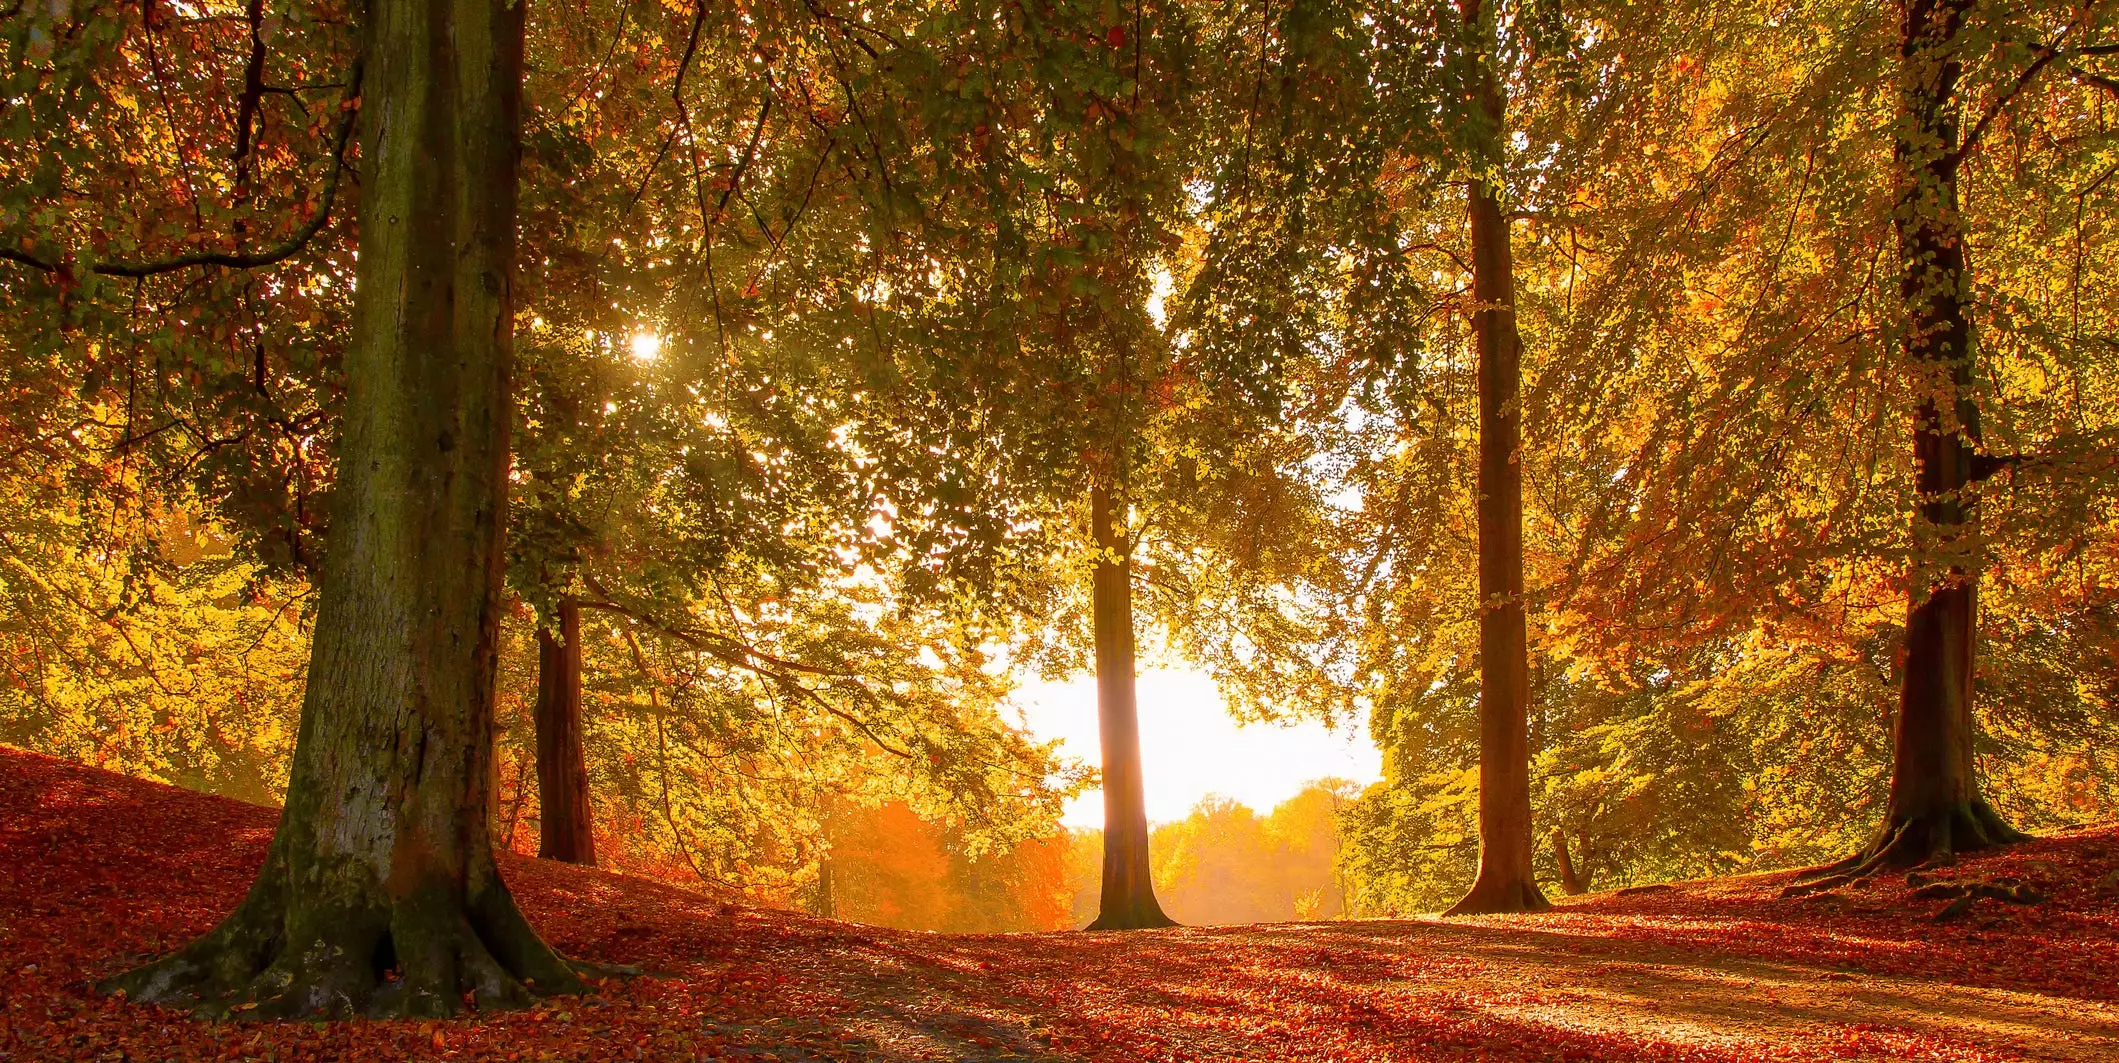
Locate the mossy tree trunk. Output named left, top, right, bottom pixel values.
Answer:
left=1444, top=0, right=1549, bottom=918
left=536, top=600, right=596, bottom=865
left=1862, top=0, right=2024, bottom=869
left=1085, top=477, right=1175, bottom=930
left=103, top=0, right=583, bottom=1018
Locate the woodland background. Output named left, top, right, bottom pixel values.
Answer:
left=4, top=0, right=2119, bottom=933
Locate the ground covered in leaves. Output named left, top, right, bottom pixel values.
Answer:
left=3, top=748, right=2116, bottom=1062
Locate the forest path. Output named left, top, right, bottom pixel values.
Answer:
left=725, top=900, right=2118, bottom=1063
left=4, top=745, right=2116, bottom=1062
left=1374, top=920, right=2115, bottom=1061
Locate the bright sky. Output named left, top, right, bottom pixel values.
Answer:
left=1010, top=668, right=1383, bottom=828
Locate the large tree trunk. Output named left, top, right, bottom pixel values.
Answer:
left=102, top=0, right=582, bottom=1018
left=536, top=601, right=596, bottom=864
left=1860, top=0, right=2023, bottom=869
left=1444, top=0, right=1549, bottom=918
left=1085, top=478, right=1176, bottom=930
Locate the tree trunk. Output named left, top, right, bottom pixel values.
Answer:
left=814, top=854, right=838, bottom=919
left=1551, top=828, right=1586, bottom=896
left=1444, top=0, right=1549, bottom=918
left=102, top=0, right=582, bottom=1018
left=1860, top=0, right=2023, bottom=869
left=536, top=601, right=596, bottom=864
left=1085, top=478, right=1176, bottom=930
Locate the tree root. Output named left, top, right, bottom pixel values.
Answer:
left=1085, top=897, right=1178, bottom=931
left=1912, top=872, right=2045, bottom=921
left=102, top=854, right=587, bottom=1019
left=1781, top=800, right=2029, bottom=900
left=569, top=958, right=645, bottom=980
left=1443, top=875, right=1551, bottom=917
left=1615, top=884, right=1673, bottom=897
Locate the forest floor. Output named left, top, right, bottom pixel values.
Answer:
left=3, top=747, right=2116, bottom=1063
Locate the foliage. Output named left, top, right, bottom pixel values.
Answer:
left=488, top=572, right=1084, bottom=909
left=0, top=508, right=307, bottom=805
left=1146, top=782, right=1357, bottom=924
left=0, top=434, right=307, bottom=804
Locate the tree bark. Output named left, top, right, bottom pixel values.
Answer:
left=1551, top=828, right=1586, bottom=896
left=102, top=0, right=583, bottom=1017
left=1444, top=0, right=1549, bottom=918
left=536, top=601, right=596, bottom=865
left=1858, top=0, right=2024, bottom=869
left=1085, top=478, right=1176, bottom=930
left=814, top=852, right=838, bottom=919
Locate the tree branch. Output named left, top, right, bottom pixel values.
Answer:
left=230, top=0, right=269, bottom=194
left=2070, top=64, right=2119, bottom=99
left=1953, top=47, right=2061, bottom=164
left=574, top=578, right=917, bottom=759
left=1, top=59, right=363, bottom=280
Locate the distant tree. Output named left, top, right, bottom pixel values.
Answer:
left=1264, top=780, right=1358, bottom=919
left=1147, top=782, right=1358, bottom=925
left=1088, top=474, right=1178, bottom=930
left=534, top=601, right=595, bottom=864
left=1153, top=797, right=1281, bottom=924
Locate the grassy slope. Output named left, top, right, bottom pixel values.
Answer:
left=2, top=746, right=2115, bottom=1063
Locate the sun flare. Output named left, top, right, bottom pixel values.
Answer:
left=628, top=331, right=663, bottom=363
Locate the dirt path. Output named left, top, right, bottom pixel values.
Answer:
left=750, top=916, right=2118, bottom=1062
left=1416, top=924, right=2118, bottom=1061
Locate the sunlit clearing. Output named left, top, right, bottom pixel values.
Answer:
left=629, top=331, right=663, bottom=362
left=1011, top=668, right=1380, bottom=828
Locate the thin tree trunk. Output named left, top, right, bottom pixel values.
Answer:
left=1444, top=0, right=1549, bottom=918
left=501, top=748, right=529, bottom=852
left=536, top=600, right=596, bottom=864
left=104, top=0, right=582, bottom=1017
left=1861, top=0, right=2023, bottom=869
left=1551, top=828, right=1585, bottom=896
left=814, top=814, right=838, bottom=919
left=1086, top=478, right=1175, bottom=930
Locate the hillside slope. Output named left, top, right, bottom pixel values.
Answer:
left=2, top=747, right=2115, bottom=1062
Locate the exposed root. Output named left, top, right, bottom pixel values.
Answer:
left=1792, top=851, right=1866, bottom=883
left=1780, top=800, right=2029, bottom=900
left=1085, top=900, right=1179, bottom=931
left=1781, top=873, right=1861, bottom=899
left=569, top=958, right=646, bottom=980
left=102, top=861, right=587, bottom=1019
left=1911, top=872, right=2045, bottom=921
left=1443, top=875, right=1551, bottom=917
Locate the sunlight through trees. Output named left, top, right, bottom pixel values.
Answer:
left=1, top=0, right=2116, bottom=1045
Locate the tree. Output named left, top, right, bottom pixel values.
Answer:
left=1146, top=783, right=1355, bottom=924
left=1443, top=0, right=1549, bottom=917
left=1086, top=477, right=1176, bottom=929
left=102, top=0, right=586, bottom=1017
left=1826, top=0, right=2026, bottom=871
left=535, top=601, right=596, bottom=864
left=1485, top=0, right=2119, bottom=883
left=783, top=0, right=1207, bottom=931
